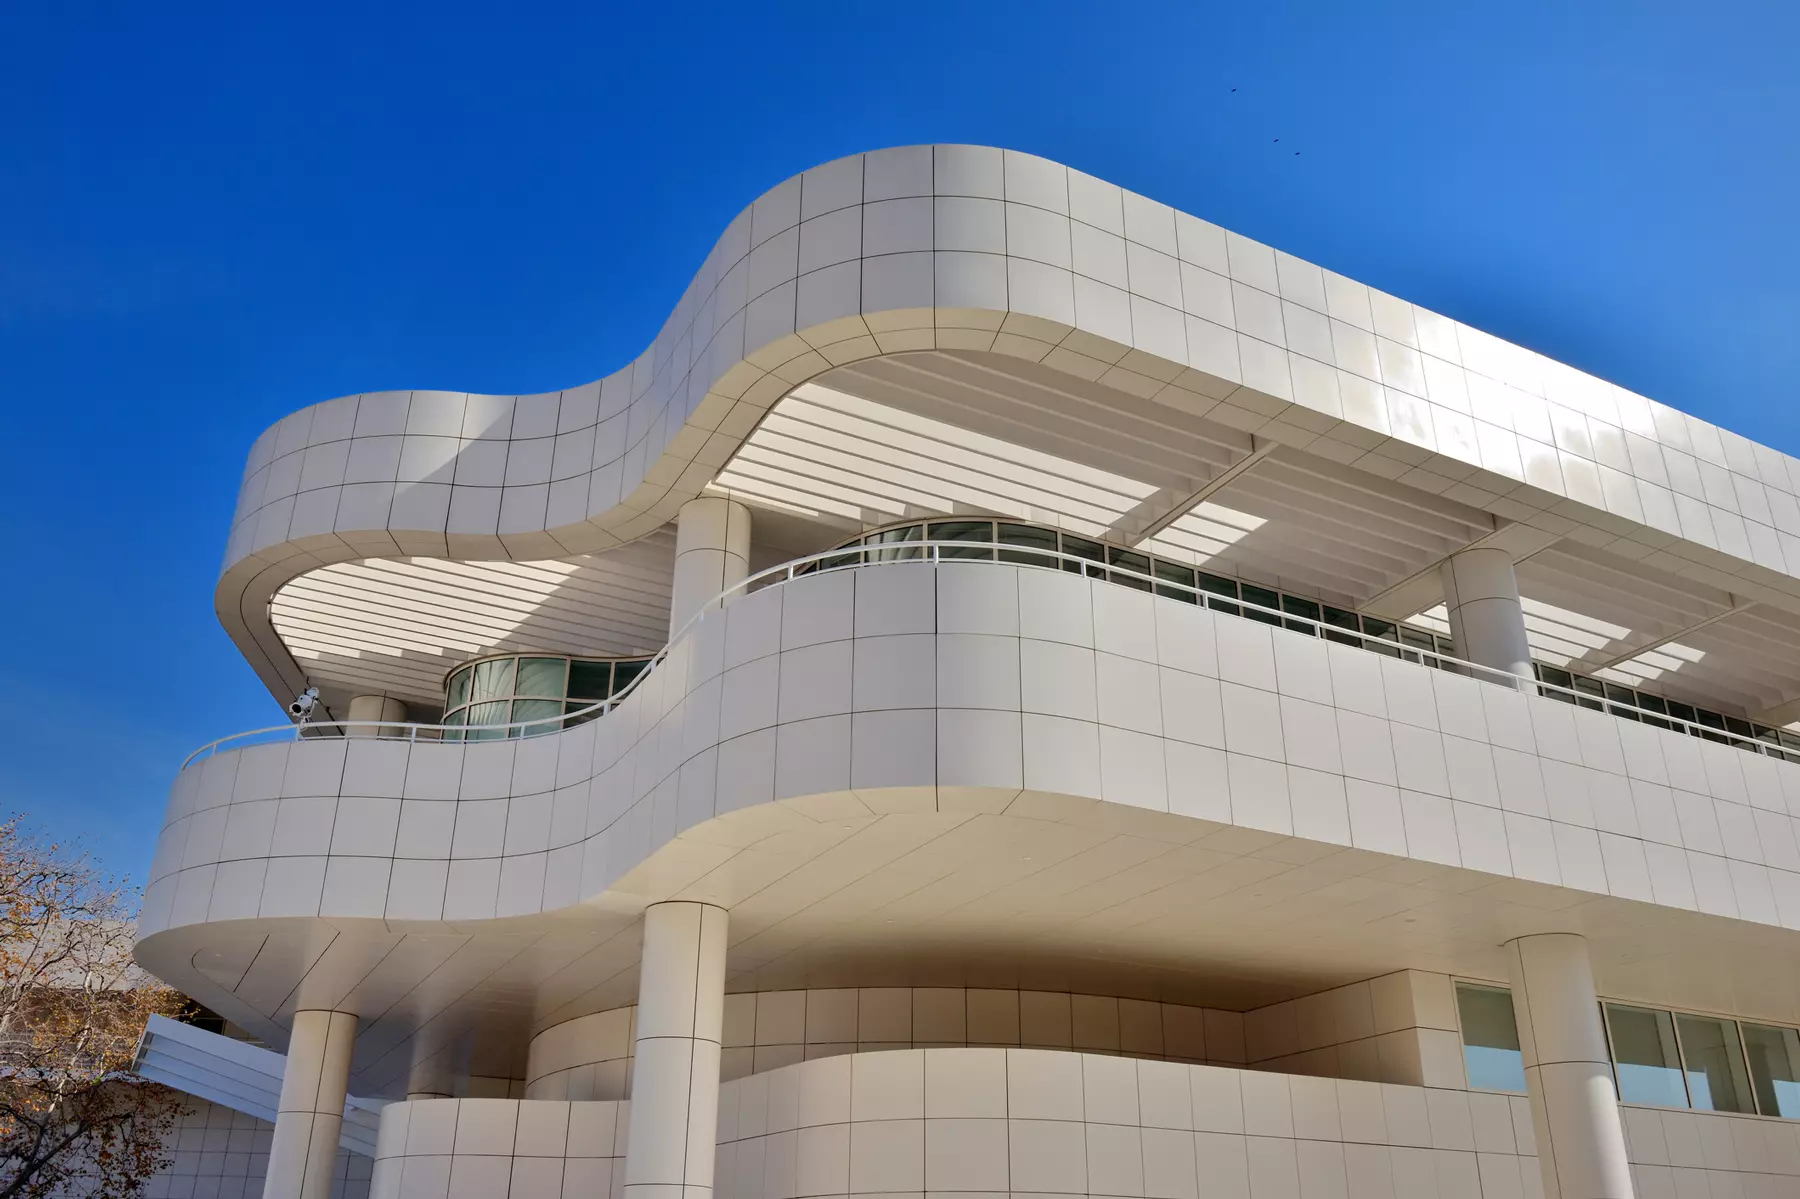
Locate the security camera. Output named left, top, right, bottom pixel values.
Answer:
left=288, top=687, right=320, bottom=721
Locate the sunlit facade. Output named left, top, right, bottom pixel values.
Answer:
left=135, top=147, right=1800, bottom=1199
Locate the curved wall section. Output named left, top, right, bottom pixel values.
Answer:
left=220, top=146, right=1800, bottom=707
left=524, top=987, right=1251, bottom=1100
left=369, top=1097, right=625, bottom=1199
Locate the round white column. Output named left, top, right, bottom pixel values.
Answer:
left=263, top=1010, right=357, bottom=1199
left=1440, top=548, right=1533, bottom=679
left=669, top=497, right=751, bottom=638
left=620, top=901, right=728, bottom=1199
left=345, top=694, right=406, bottom=738
left=1505, top=934, right=1635, bottom=1199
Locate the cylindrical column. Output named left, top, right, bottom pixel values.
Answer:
left=621, top=901, right=728, bottom=1199
left=669, top=497, right=751, bottom=637
left=345, top=694, right=406, bottom=738
left=263, top=1010, right=357, bottom=1199
left=1505, top=934, right=1635, bottom=1199
left=1440, top=548, right=1533, bottom=679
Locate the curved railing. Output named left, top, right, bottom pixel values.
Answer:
left=180, top=543, right=1792, bottom=769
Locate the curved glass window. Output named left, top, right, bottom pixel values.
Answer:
left=442, top=653, right=654, bottom=740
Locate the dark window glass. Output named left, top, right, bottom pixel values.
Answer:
left=929, top=520, right=996, bottom=560
left=866, top=524, right=924, bottom=563
left=568, top=660, right=613, bottom=701
left=1153, top=559, right=1199, bottom=603
left=1107, top=547, right=1153, bottom=591
left=1571, top=675, right=1606, bottom=712
left=1322, top=606, right=1361, bottom=646
left=1400, top=627, right=1436, bottom=663
left=1724, top=716, right=1754, bottom=739
left=1060, top=534, right=1106, bottom=577
left=564, top=700, right=602, bottom=729
left=1362, top=617, right=1400, bottom=657
left=1241, top=584, right=1282, bottom=627
left=998, top=522, right=1059, bottom=568
left=1694, top=708, right=1729, bottom=744
left=1280, top=594, right=1321, bottom=636
left=611, top=659, right=649, bottom=696
left=1781, top=731, right=1800, bottom=753
left=1667, top=701, right=1698, bottom=728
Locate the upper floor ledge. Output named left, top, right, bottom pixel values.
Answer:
left=142, top=547, right=1800, bottom=951
left=215, top=145, right=1800, bottom=712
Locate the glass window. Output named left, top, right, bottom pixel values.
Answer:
left=1060, top=533, right=1106, bottom=576
left=1321, top=605, right=1360, bottom=646
left=1107, top=547, right=1153, bottom=591
left=516, top=657, right=567, bottom=698
left=563, top=700, right=602, bottom=729
left=1280, top=593, right=1320, bottom=636
left=998, top=522, right=1059, bottom=568
left=1675, top=1013, right=1754, bottom=1113
left=511, top=698, right=563, bottom=736
left=1241, top=583, right=1282, bottom=627
left=1153, top=559, right=1198, bottom=603
left=866, top=523, right=923, bottom=562
left=568, top=660, right=613, bottom=701
left=1742, top=1022, right=1800, bottom=1117
left=463, top=700, right=511, bottom=741
left=1571, top=675, right=1606, bottom=712
left=469, top=658, right=516, bottom=705
left=1456, top=983, right=1526, bottom=1092
left=446, top=668, right=471, bottom=711
left=1606, top=1003, right=1689, bottom=1107
left=611, top=659, right=649, bottom=696
left=929, top=520, right=995, bottom=560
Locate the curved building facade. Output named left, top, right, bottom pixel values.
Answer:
left=138, top=147, right=1800, bottom=1199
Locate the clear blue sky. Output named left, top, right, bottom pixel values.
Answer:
left=2, top=1, right=1796, bottom=883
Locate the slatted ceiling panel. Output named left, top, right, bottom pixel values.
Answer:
left=270, top=532, right=675, bottom=706
left=715, top=384, right=1164, bottom=535
left=825, top=352, right=1245, bottom=488
left=1519, top=545, right=1734, bottom=639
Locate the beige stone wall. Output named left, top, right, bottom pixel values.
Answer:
left=1242, top=970, right=1467, bottom=1089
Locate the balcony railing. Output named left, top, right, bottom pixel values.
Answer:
left=180, top=542, right=1795, bottom=770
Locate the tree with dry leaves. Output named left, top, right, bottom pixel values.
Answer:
left=0, top=818, right=186, bottom=1198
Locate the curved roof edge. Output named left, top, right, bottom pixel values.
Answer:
left=220, top=144, right=1800, bottom=705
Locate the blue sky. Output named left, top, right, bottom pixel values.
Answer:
left=2, top=1, right=1796, bottom=883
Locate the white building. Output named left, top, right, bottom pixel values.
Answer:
left=135, top=146, right=1800, bottom=1199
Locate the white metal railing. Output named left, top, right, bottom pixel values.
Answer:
left=180, top=541, right=1791, bottom=770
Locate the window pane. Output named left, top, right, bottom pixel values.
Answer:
left=1107, top=547, right=1153, bottom=591
left=1456, top=983, right=1526, bottom=1092
left=1675, top=1014, right=1753, bottom=1113
left=611, top=659, right=649, bottom=696
left=1153, top=559, right=1198, bottom=603
left=998, top=522, right=1059, bottom=568
left=1606, top=1004, right=1689, bottom=1107
left=867, top=524, right=924, bottom=562
left=511, top=698, right=563, bottom=737
left=469, top=658, right=516, bottom=704
left=516, top=657, right=567, bottom=698
left=1241, top=584, right=1282, bottom=627
left=1061, top=534, right=1106, bottom=576
left=1280, top=593, right=1320, bottom=636
left=564, top=700, right=602, bottom=729
left=568, top=660, right=613, bottom=701
left=1742, top=1022, right=1800, bottom=1117
left=929, top=520, right=996, bottom=560
left=463, top=700, right=510, bottom=741
left=446, top=668, right=471, bottom=711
